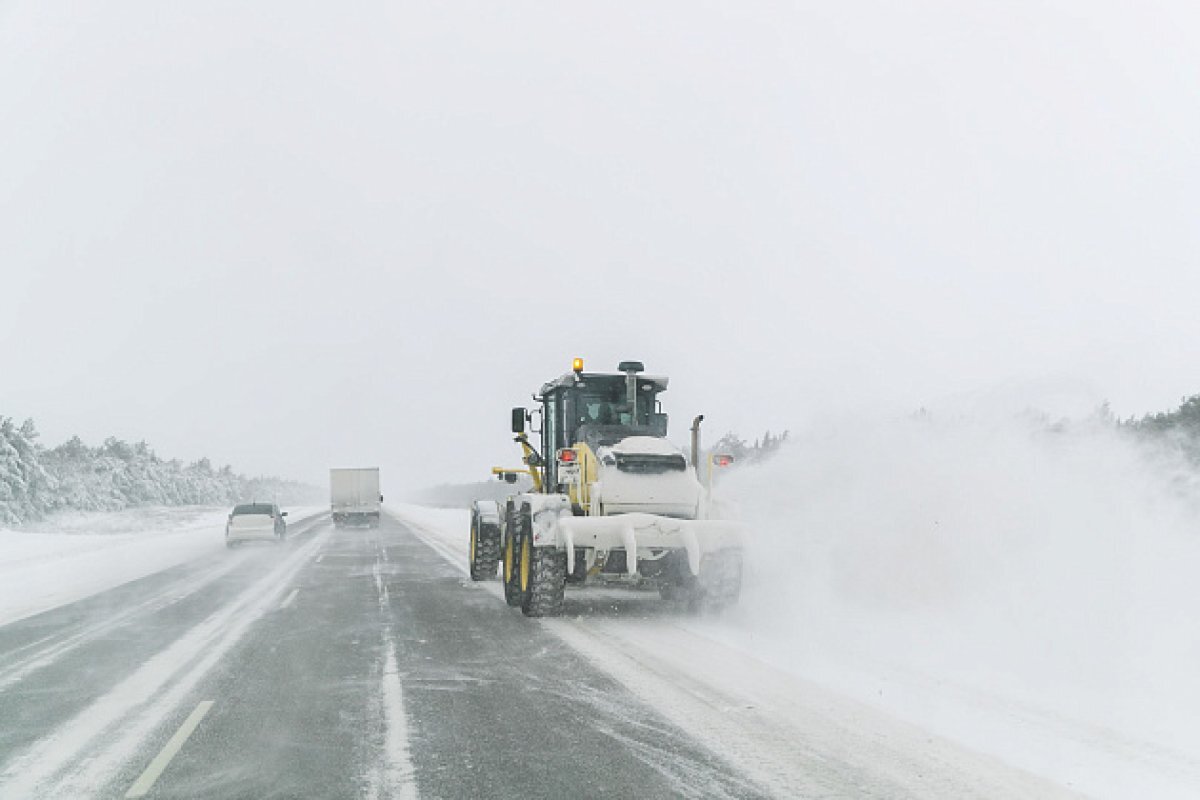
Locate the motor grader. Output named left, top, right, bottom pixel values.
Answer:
left=468, top=359, right=744, bottom=617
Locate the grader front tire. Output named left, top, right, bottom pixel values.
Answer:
left=468, top=506, right=501, bottom=581
left=503, top=528, right=526, bottom=607
left=521, top=545, right=567, bottom=617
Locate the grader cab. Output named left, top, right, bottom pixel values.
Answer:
left=469, top=359, right=743, bottom=617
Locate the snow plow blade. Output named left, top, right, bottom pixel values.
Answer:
left=552, top=513, right=744, bottom=577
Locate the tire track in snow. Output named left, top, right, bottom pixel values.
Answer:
left=0, top=512, right=328, bottom=692
left=0, top=557, right=246, bottom=692
left=0, top=524, right=331, bottom=798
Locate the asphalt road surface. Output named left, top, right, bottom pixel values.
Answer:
left=0, top=511, right=1076, bottom=800
left=0, top=513, right=769, bottom=799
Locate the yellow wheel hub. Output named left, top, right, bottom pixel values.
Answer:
left=520, top=537, right=531, bottom=592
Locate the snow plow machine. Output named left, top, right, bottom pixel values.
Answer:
left=468, top=359, right=744, bottom=617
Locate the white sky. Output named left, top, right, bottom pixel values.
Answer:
left=2, top=1, right=1199, bottom=488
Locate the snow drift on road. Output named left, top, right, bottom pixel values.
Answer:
left=719, top=413, right=1200, bottom=798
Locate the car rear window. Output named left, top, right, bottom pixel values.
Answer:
left=232, top=503, right=275, bottom=516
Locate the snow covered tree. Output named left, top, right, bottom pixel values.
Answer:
left=0, top=412, right=321, bottom=525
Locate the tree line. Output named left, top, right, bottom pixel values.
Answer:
left=1121, top=393, right=1200, bottom=460
left=708, top=429, right=790, bottom=468
left=0, top=416, right=320, bottom=526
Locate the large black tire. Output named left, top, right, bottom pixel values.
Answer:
left=469, top=505, right=501, bottom=581
left=521, top=543, right=567, bottom=617
left=686, top=550, right=743, bottom=614
left=502, top=505, right=526, bottom=607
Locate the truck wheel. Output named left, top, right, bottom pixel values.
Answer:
left=502, top=511, right=526, bottom=607
left=469, top=505, right=501, bottom=581
left=521, top=543, right=567, bottom=617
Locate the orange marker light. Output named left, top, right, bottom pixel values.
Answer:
left=572, top=357, right=584, bottom=373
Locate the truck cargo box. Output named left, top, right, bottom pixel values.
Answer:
left=330, top=467, right=382, bottom=528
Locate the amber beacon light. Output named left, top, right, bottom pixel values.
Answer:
left=572, top=357, right=584, bottom=373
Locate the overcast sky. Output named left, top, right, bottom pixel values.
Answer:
left=2, top=1, right=1199, bottom=488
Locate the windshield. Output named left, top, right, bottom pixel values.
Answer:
left=557, top=380, right=664, bottom=447
left=231, top=503, right=274, bottom=516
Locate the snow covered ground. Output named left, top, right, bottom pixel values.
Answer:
left=3, top=491, right=1195, bottom=796
left=392, top=490, right=1200, bottom=799
left=717, top=416, right=1200, bottom=799
left=0, top=505, right=325, bottom=626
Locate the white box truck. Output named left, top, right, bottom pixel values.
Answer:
left=330, top=467, right=382, bottom=528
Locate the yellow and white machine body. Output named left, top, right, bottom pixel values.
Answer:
left=519, top=434, right=742, bottom=583
left=476, top=359, right=744, bottom=614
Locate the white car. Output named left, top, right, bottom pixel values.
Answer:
left=225, top=503, right=288, bottom=548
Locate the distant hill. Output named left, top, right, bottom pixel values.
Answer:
left=408, top=477, right=533, bottom=509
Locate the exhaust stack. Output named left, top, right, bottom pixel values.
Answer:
left=618, top=361, right=644, bottom=426
left=690, top=414, right=704, bottom=479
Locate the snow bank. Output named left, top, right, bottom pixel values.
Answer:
left=718, top=415, right=1200, bottom=798
left=0, top=505, right=325, bottom=626
left=386, top=504, right=468, bottom=540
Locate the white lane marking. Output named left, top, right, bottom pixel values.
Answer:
left=279, top=588, right=299, bottom=609
left=124, top=700, right=214, bottom=798
left=379, top=637, right=417, bottom=800
left=0, top=528, right=330, bottom=797
left=366, top=537, right=417, bottom=800
left=372, top=561, right=389, bottom=611
left=315, top=554, right=325, bottom=563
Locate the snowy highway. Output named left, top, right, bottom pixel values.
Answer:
left=0, top=507, right=1088, bottom=799
left=9, top=2, right=1200, bottom=797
